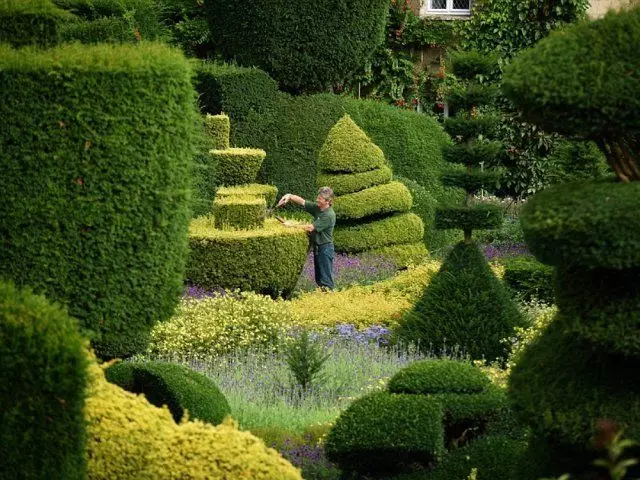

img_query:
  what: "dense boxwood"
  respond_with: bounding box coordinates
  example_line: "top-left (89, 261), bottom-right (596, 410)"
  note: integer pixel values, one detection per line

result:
top-left (508, 314), bottom-right (640, 447)
top-left (317, 166), bottom-right (393, 196)
top-left (190, 115), bottom-right (219, 218)
top-left (194, 62), bottom-right (280, 123)
top-left (204, 0), bottom-right (388, 93)
top-left (54, 0), bottom-right (169, 43)
top-left (0, 42), bottom-right (198, 359)
top-left (365, 242), bottom-right (429, 269)
top-left (105, 361), bottom-right (231, 425)
top-left (449, 50), bottom-right (499, 80)
top-left (442, 141), bottom-right (503, 166)
top-left (204, 114), bottom-right (230, 150)
top-left (213, 196), bottom-right (266, 230)
top-left (216, 184), bottom-right (278, 208)
top-left (426, 436), bottom-right (525, 480)
top-left (186, 217), bottom-right (309, 298)
top-left (333, 213), bottom-right (424, 253)
top-left (0, 281), bottom-right (87, 480)
top-left (501, 255), bottom-right (555, 303)
top-left (388, 360), bottom-right (491, 395)
top-left (213, 148), bottom-right (266, 186)
top-left (318, 114), bottom-right (387, 174)
top-left (435, 205), bottom-right (504, 231)
top-left (333, 181), bottom-right (413, 220)
top-left (441, 169), bottom-right (502, 194)
top-left (395, 242), bottom-right (525, 362)
top-left (0, 0), bottom-right (74, 47)
top-left (324, 392), bottom-right (444, 474)
top-left (443, 116), bottom-right (498, 141)
top-left (520, 180), bottom-right (640, 269)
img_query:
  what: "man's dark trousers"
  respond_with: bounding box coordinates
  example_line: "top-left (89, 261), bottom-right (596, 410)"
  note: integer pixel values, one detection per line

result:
top-left (314, 243), bottom-right (335, 290)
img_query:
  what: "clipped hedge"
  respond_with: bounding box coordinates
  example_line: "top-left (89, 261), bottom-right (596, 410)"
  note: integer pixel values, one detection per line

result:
top-left (318, 115), bottom-right (387, 173)
top-left (0, 0), bottom-right (73, 47)
top-left (0, 281), bottom-right (87, 480)
top-left (333, 213), bottom-right (424, 253)
top-left (0, 42), bottom-right (198, 359)
top-left (395, 242), bottom-right (525, 362)
top-left (520, 180), bottom-right (640, 269)
top-left (333, 181), bottom-right (413, 220)
top-left (204, 113), bottom-right (230, 150)
top-left (85, 360), bottom-right (302, 480)
top-left (501, 255), bottom-right (555, 303)
top-left (190, 115), bottom-right (219, 218)
top-left (441, 169), bottom-right (502, 194)
top-left (442, 141), bottom-right (503, 166)
top-left (213, 196), bottom-right (266, 230)
top-left (204, 0), bottom-right (388, 93)
top-left (388, 359), bottom-right (491, 395)
top-left (508, 315), bottom-right (640, 447)
top-left (186, 217), bottom-right (309, 297)
top-left (435, 205), bottom-right (504, 231)
top-left (194, 62), bottom-right (279, 122)
top-left (105, 361), bottom-right (230, 425)
top-left (213, 147), bottom-right (266, 186)
top-left (325, 392), bottom-right (444, 474)
top-left (216, 183), bottom-right (278, 208)
top-left (426, 436), bottom-right (525, 480)
top-left (317, 165), bottom-right (393, 196)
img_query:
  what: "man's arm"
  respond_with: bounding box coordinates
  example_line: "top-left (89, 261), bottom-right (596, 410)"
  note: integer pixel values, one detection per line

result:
top-left (276, 193), bottom-right (305, 207)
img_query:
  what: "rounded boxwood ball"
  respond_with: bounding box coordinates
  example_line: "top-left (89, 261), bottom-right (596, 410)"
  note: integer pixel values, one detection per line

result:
top-left (388, 359), bottom-right (491, 395)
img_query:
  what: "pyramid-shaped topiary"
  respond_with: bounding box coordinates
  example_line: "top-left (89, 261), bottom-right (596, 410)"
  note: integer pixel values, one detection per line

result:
top-left (502, 8), bottom-right (640, 478)
top-left (317, 114), bottom-right (427, 267)
top-left (394, 51), bottom-right (524, 362)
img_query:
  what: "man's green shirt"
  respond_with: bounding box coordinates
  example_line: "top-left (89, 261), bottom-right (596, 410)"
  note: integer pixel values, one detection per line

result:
top-left (304, 201), bottom-right (336, 246)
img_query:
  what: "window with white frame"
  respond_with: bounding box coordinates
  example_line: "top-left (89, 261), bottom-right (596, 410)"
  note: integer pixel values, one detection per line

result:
top-left (426, 0), bottom-right (471, 15)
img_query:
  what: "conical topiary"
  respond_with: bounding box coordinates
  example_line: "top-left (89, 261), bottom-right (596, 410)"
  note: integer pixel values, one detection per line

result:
top-left (317, 114), bottom-right (427, 267)
top-left (394, 51), bottom-right (524, 362)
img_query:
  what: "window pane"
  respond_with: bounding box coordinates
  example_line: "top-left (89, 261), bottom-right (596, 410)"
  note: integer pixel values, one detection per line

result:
top-left (452, 0), bottom-right (471, 9)
top-left (431, 0), bottom-right (446, 9)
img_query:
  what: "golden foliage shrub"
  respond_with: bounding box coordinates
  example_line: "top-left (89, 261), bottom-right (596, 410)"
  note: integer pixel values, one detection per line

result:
top-left (85, 360), bottom-right (301, 480)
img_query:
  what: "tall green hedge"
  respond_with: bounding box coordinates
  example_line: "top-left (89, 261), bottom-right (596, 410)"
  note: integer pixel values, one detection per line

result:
top-left (0, 281), bottom-right (87, 480)
top-left (0, 0), bottom-right (74, 47)
top-left (0, 42), bottom-right (199, 359)
top-left (204, 0), bottom-right (388, 93)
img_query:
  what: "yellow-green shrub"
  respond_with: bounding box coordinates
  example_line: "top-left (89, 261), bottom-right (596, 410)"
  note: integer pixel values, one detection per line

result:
top-left (290, 260), bottom-right (441, 330)
top-left (363, 242), bottom-right (429, 269)
top-left (332, 181), bottom-right (413, 220)
top-left (186, 217), bottom-right (309, 297)
top-left (213, 147), bottom-right (266, 186)
top-left (216, 183), bottom-right (279, 208)
top-left (149, 292), bottom-right (293, 360)
top-left (85, 360), bottom-right (301, 480)
top-left (317, 166), bottom-right (393, 195)
top-left (204, 114), bottom-right (230, 150)
top-left (213, 196), bottom-right (266, 230)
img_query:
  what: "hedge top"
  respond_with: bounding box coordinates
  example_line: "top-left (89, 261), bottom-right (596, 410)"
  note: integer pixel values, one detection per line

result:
top-left (189, 217), bottom-right (306, 241)
top-left (387, 359), bottom-right (491, 394)
top-left (0, 0), bottom-right (74, 16)
top-left (0, 41), bottom-right (191, 74)
top-left (502, 5), bottom-right (640, 138)
top-left (318, 114), bottom-right (387, 174)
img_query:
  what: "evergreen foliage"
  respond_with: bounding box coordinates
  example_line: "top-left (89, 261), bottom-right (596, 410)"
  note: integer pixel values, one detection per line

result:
top-left (388, 359), bottom-right (490, 394)
top-left (213, 148), bottom-right (266, 187)
top-left (501, 255), bottom-right (555, 303)
top-left (0, 282), bottom-right (87, 480)
top-left (0, 42), bottom-right (198, 359)
top-left (324, 392), bottom-right (445, 474)
top-left (216, 184), bottom-right (278, 209)
top-left (212, 196), bottom-right (266, 230)
top-left (317, 115), bottom-right (427, 263)
top-left (204, 0), bottom-right (388, 93)
top-left (502, 6), bottom-right (640, 182)
top-left (204, 113), bottom-right (230, 150)
top-left (395, 242), bottom-right (524, 362)
top-left (105, 361), bottom-right (231, 425)
top-left (0, 0), bottom-right (73, 47)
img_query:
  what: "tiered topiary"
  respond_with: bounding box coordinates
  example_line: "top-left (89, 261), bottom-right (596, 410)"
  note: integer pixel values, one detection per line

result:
top-left (0, 0), bottom-right (74, 47)
top-left (0, 281), bottom-right (88, 480)
top-left (186, 117), bottom-right (308, 297)
top-left (502, 7), bottom-right (640, 478)
top-left (318, 114), bottom-right (428, 267)
top-left (191, 114), bottom-right (226, 217)
top-left (394, 52), bottom-right (524, 362)
top-left (0, 42), bottom-right (199, 360)
top-left (325, 359), bottom-right (505, 477)
top-left (105, 361), bottom-right (231, 425)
